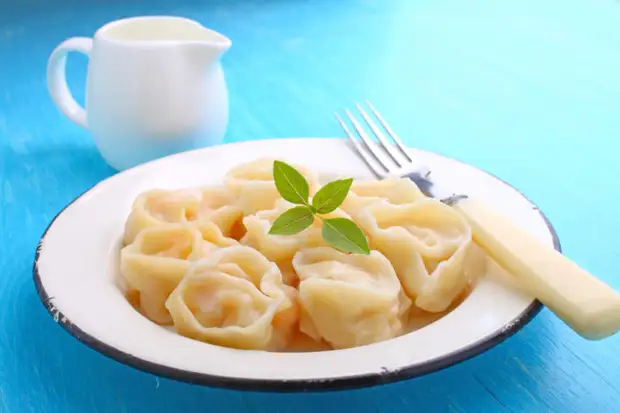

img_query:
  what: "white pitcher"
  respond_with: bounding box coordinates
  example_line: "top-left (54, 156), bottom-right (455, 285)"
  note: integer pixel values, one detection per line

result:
top-left (47, 16), bottom-right (231, 170)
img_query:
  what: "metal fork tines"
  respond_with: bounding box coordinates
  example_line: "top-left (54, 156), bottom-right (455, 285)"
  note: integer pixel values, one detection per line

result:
top-left (335, 101), bottom-right (434, 196)
top-left (339, 101), bottom-right (429, 172)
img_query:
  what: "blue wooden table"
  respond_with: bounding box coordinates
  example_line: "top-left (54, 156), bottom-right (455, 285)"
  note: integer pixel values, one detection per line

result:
top-left (2, 0), bottom-right (620, 411)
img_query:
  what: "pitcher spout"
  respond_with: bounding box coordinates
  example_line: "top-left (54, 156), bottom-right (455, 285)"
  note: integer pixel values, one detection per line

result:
top-left (184, 27), bottom-right (231, 71)
top-left (194, 26), bottom-right (231, 56)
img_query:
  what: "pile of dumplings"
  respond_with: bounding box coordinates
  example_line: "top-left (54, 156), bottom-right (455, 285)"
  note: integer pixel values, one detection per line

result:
top-left (120, 158), bottom-right (484, 352)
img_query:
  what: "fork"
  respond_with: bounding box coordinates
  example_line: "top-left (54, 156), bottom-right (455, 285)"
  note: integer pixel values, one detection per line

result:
top-left (336, 101), bottom-right (620, 341)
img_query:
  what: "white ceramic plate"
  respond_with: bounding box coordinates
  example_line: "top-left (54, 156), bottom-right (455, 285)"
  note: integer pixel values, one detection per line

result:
top-left (34, 138), bottom-right (556, 392)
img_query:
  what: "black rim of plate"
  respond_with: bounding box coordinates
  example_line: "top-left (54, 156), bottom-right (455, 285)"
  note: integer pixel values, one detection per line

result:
top-left (32, 154), bottom-right (556, 393)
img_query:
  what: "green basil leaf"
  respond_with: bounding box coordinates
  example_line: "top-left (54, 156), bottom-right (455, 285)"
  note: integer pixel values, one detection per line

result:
top-left (321, 218), bottom-right (370, 255)
top-left (269, 206), bottom-right (315, 235)
top-left (273, 160), bottom-right (310, 205)
top-left (311, 178), bottom-right (353, 214)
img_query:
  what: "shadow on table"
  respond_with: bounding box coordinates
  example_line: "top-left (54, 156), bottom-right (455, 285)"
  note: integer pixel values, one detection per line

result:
top-left (8, 277), bottom-right (560, 413)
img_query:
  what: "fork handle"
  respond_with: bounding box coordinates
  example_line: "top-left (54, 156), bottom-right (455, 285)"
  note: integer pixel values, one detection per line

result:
top-left (452, 198), bottom-right (620, 340)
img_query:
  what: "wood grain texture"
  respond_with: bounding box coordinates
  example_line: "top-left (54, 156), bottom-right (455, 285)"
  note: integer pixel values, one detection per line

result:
top-left (1, 0), bottom-right (620, 411)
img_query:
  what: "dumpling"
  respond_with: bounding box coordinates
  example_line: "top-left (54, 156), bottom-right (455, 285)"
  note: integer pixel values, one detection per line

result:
top-left (195, 186), bottom-right (244, 239)
top-left (241, 199), bottom-right (323, 262)
top-left (357, 198), bottom-right (475, 312)
top-left (120, 223), bottom-right (237, 324)
top-left (292, 247), bottom-right (411, 349)
top-left (123, 187), bottom-right (242, 245)
top-left (194, 221), bottom-right (240, 254)
top-left (123, 189), bottom-right (201, 244)
top-left (165, 270), bottom-right (281, 350)
top-left (340, 177), bottom-right (426, 220)
top-left (165, 246), bottom-right (298, 350)
top-left (241, 199), bottom-right (351, 285)
top-left (224, 158), bottom-right (320, 215)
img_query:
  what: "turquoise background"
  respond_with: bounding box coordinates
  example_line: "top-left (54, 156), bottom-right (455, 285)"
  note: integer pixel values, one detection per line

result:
top-left (1, 0), bottom-right (620, 411)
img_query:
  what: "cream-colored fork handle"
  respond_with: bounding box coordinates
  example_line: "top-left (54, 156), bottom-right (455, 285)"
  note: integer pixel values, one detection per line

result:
top-left (452, 198), bottom-right (620, 340)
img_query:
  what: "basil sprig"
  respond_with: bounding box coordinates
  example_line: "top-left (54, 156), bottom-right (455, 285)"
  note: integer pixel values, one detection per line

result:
top-left (268, 160), bottom-right (370, 255)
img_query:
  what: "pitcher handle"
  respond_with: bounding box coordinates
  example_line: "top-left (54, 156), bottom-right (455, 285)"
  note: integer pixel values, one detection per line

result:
top-left (47, 37), bottom-right (93, 128)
